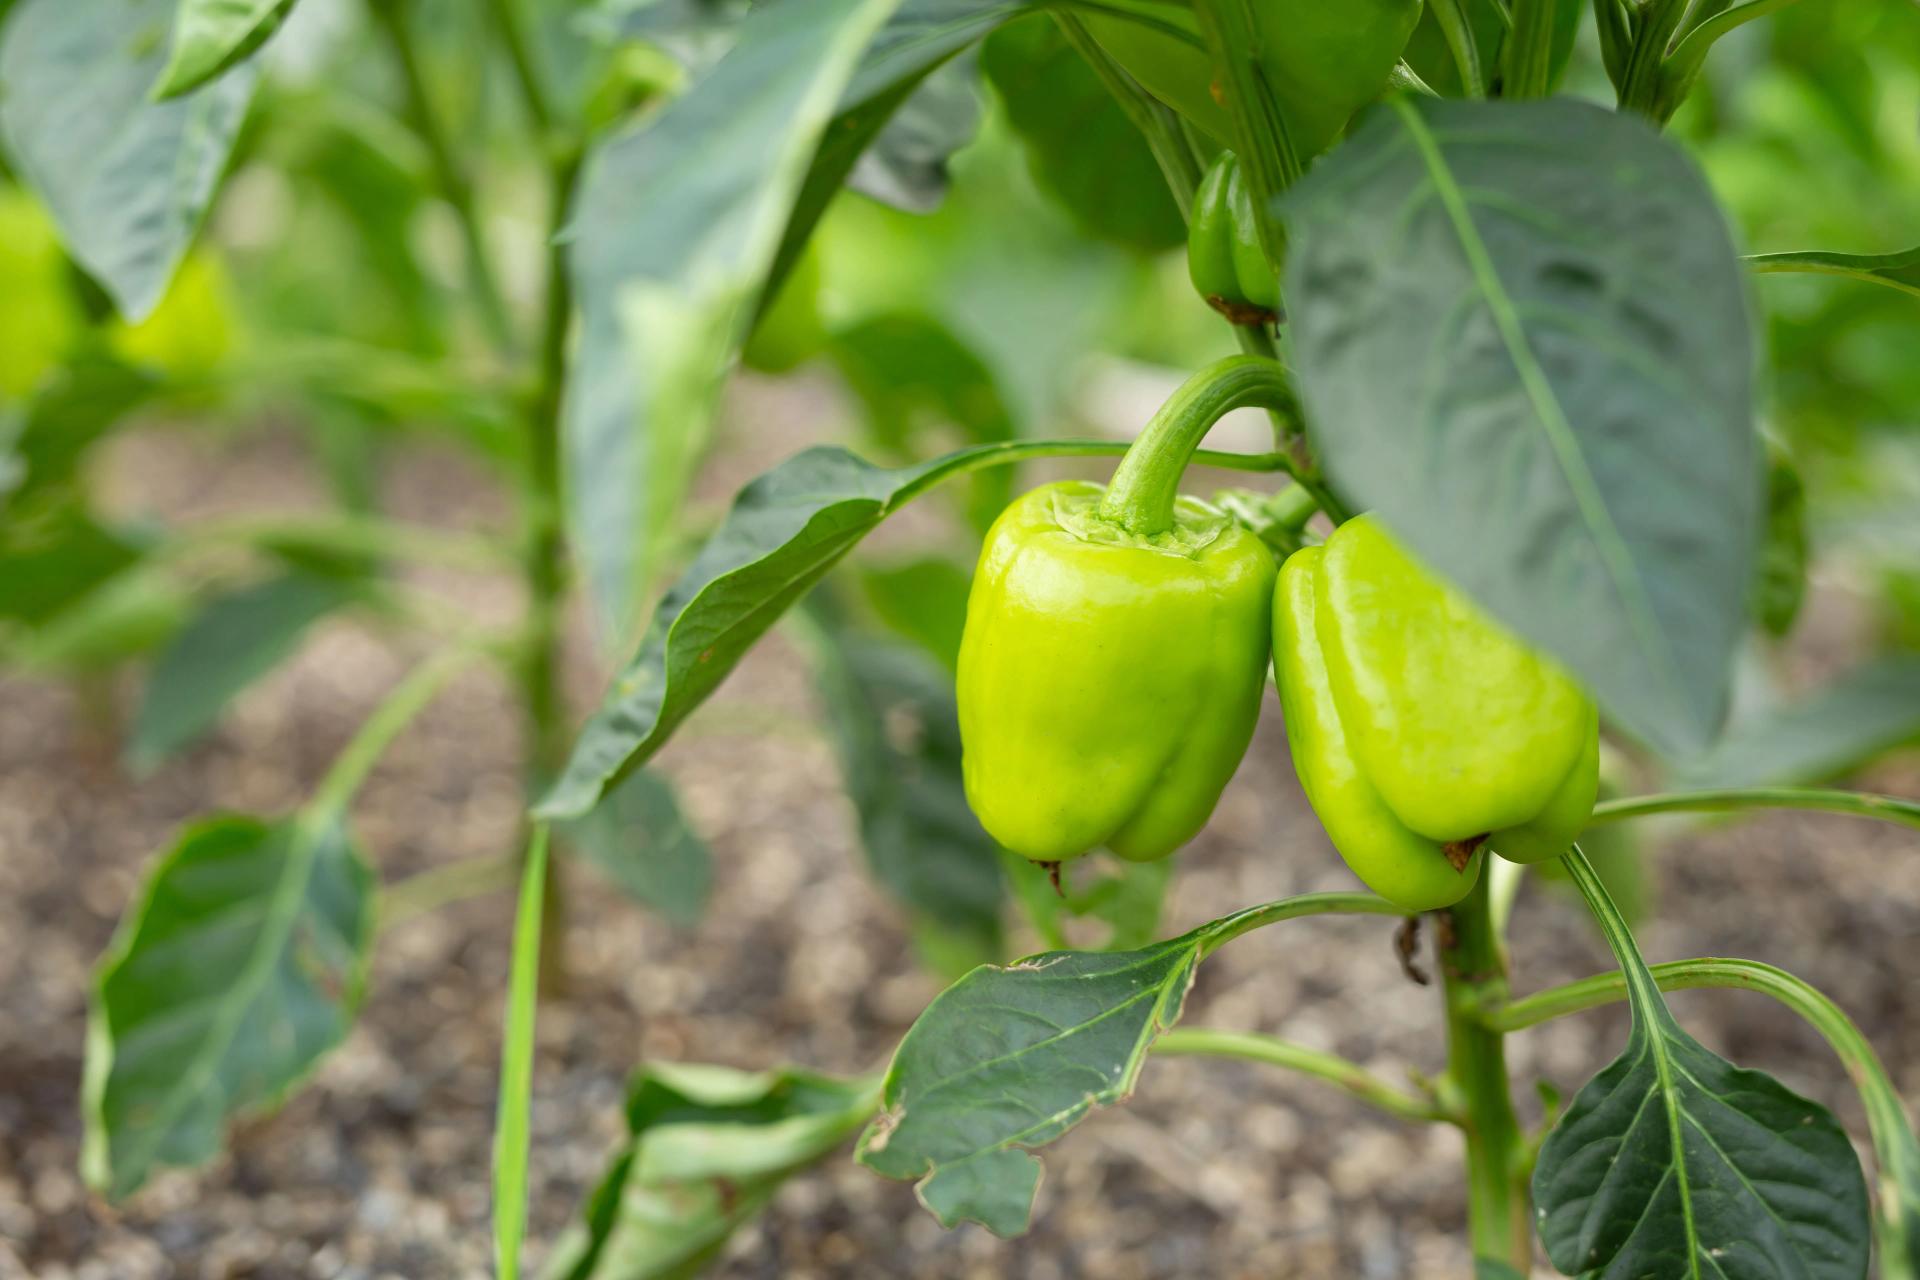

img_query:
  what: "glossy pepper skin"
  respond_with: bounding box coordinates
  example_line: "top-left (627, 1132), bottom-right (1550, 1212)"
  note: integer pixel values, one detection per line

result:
top-left (1080, 1), bottom-right (1420, 159)
top-left (958, 481), bottom-right (1276, 863)
top-left (1274, 515), bottom-right (1599, 910)
top-left (1188, 152), bottom-right (1278, 325)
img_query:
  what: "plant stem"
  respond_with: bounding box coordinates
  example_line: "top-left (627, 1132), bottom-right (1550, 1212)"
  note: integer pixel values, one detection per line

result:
top-left (482, 0), bottom-right (556, 140)
top-left (1097, 355), bottom-right (1300, 536)
top-left (1155, 1027), bottom-right (1456, 1125)
top-left (308, 648), bottom-right (478, 821)
top-left (1502, 0), bottom-right (1559, 98)
top-left (1589, 786), bottom-right (1920, 832)
top-left (1614, 0), bottom-right (1688, 120)
top-left (1441, 873), bottom-right (1532, 1272)
top-left (380, 851), bottom-right (523, 929)
top-left (1426, 0), bottom-right (1486, 96)
top-left (368, 0), bottom-right (518, 358)
top-left (515, 155), bottom-right (581, 997)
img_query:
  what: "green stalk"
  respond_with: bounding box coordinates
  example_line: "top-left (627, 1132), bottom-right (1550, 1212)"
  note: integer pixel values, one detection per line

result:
top-left (1155, 1027), bottom-right (1456, 1125)
top-left (1614, 0), bottom-right (1689, 119)
top-left (367, 0), bottom-right (518, 358)
top-left (1097, 355), bottom-right (1300, 536)
top-left (1441, 873), bottom-right (1533, 1271)
top-left (1502, 0), bottom-right (1559, 98)
top-left (1589, 786), bottom-right (1920, 832)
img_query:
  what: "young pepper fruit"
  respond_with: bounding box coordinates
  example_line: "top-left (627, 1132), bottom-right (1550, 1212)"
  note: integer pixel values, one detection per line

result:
top-left (957, 358), bottom-right (1291, 865)
top-left (1274, 515), bottom-right (1598, 911)
top-left (1188, 151), bottom-right (1278, 325)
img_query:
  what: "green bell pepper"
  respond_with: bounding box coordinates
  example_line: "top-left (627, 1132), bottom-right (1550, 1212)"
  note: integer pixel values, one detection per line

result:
top-left (958, 482), bottom-right (1275, 863)
top-left (1187, 150), bottom-right (1278, 324)
top-left (957, 358), bottom-right (1293, 864)
top-left (1274, 514), bottom-right (1598, 910)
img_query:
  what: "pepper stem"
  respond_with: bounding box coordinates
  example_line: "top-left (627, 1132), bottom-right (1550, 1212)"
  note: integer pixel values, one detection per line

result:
top-left (1098, 355), bottom-right (1302, 537)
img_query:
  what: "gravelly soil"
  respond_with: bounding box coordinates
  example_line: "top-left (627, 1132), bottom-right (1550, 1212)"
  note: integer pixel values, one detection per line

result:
top-left (2, 391), bottom-right (1916, 1280)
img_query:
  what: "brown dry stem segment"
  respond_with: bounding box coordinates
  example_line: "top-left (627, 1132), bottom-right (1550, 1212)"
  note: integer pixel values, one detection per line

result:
top-left (1442, 833), bottom-right (1489, 873)
top-left (1395, 915), bottom-right (1430, 987)
top-left (1042, 860), bottom-right (1064, 897)
top-left (1205, 295), bottom-right (1282, 326)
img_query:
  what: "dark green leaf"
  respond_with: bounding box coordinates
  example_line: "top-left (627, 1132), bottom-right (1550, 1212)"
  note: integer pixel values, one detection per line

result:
top-left (562, 770), bottom-right (712, 926)
top-left (537, 442), bottom-right (1010, 822)
top-left (82, 814), bottom-right (374, 1199)
top-left (1675, 656), bottom-right (1920, 790)
top-left (130, 572), bottom-right (357, 770)
top-left (1747, 244), bottom-right (1920, 300)
top-left (1286, 97), bottom-right (1759, 759)
top-left (848, 49), bottom-right (981, 212)
top-left (153, 0), bottom-right (298, 98)
top-left (543, 1063), bottom-right (879, 1280)
top-left (4, 356), bottom-right (155, 507)
top-left (1755, 442), bottom-right (1808, 636)
top-left (11, 567), bottom-right (191, 670)
top-left (858, 555), bottom-right (972, 671)
top-left (807, 604), bottom-right (1003, 949)
top-left (761, 0), bottom-right (1035, 313)
top-left (1532, 852), bottom-right (1869, 1279)
top-left (562, 0), bottom-right (898, 639)
top-left (981, 15), bottom-right (1183, 251)
top-left (0, 0), bottom-right (256, 318)
top-left (827, 312), bottom-right (1016, 530)
top-left (0, 496), bottom-right (145, 624)
top-left (856, 895), bottom-right (1395, 1235)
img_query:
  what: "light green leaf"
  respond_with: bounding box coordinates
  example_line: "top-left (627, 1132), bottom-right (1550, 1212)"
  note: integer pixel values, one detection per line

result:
top-left (1286, 96), bottom-right (1759, 759)
top-left (0, 0), bottom-right (256, 318)
top-left (153, 0), bottom-right (298, 98)
top-left (1747, 245), bottom-right (1920, 300)
top-left (82, 814), bottom-right (374, 1200)
top-left (543, 1063), bottom-right (879, 1280)
top-left (130, 572), bottom-right (357, 771)
top-left (562, 0), bottom-right (899, 641)
top-left (562, 770), bottom-right (712, 926)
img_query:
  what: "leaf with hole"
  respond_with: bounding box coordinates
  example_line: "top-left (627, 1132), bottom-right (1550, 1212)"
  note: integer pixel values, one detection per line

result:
top-left (856, 894), bottom-right (1399, 1235)
top-left (1286, 96), bottom-right (1759, 760)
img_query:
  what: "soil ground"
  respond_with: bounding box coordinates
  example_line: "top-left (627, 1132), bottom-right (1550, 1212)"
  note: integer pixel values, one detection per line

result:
top-left (2, 386), bottom-right (1916, 1279)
